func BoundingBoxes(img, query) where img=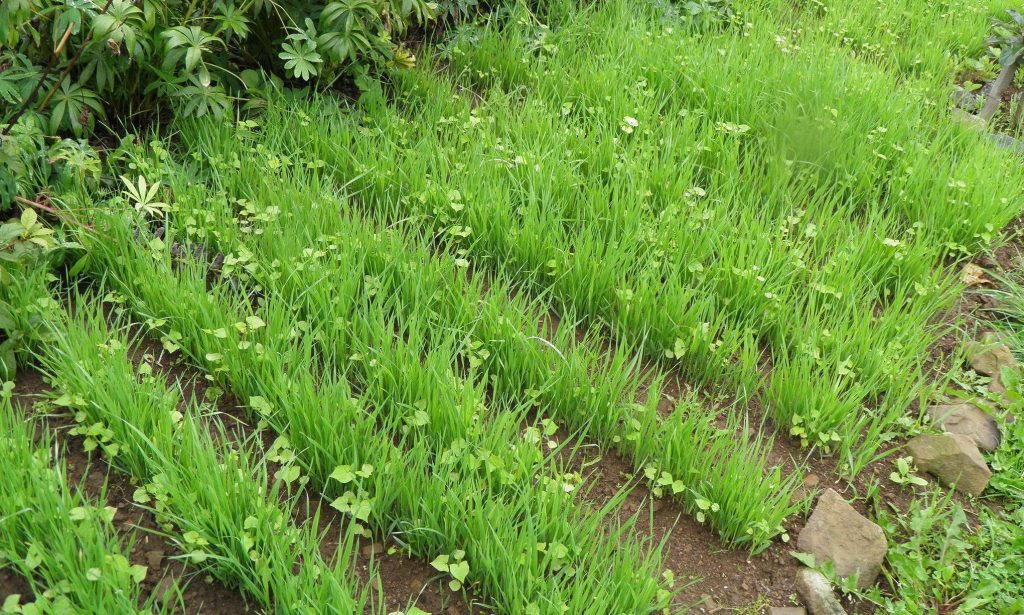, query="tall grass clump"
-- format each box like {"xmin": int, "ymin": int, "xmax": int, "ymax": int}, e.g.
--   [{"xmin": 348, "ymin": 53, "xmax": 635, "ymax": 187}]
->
[
  {"xmin": 110, "ymin": 126, "xmax": 801, "ymax": 549},
  {"xmin": 72, "ymin": 203, "xmax": 678, "ymax": 614},
  {"xmin": 37, "ymin": 303, "xmax": 378, "ymax": 614},
  {"xmin": 0, "ymin": 388, "xmax": 160, "ymax": 614},
  {"xmin": 246, "ymin": 0, "xmax": 1024, "ymax": 474}
]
